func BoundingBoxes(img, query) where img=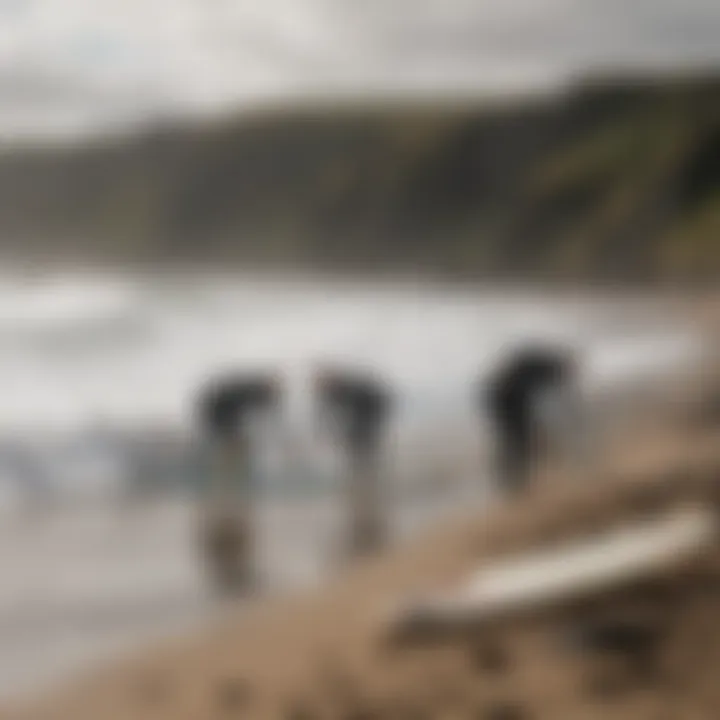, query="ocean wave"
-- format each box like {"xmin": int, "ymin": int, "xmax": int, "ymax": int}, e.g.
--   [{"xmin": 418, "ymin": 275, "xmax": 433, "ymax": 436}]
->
[{"xmin": 0, "ymin": 275, "xmax": 140, "ymax": 337}]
